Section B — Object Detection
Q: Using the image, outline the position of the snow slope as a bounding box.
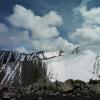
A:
[45,50,99,82]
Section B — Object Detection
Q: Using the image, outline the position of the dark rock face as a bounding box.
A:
[0,50,47,87]
[20,60,47,86]
[0,51,16,64]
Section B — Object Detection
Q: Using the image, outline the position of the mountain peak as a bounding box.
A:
[72,47,80,54]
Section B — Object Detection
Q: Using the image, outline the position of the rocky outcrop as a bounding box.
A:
[0,79,100,100]
[0,50,47,87]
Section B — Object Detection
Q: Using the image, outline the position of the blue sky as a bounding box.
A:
[0,0,82,33]
[0,0,100,52]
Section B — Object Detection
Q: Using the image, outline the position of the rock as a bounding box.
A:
[1,79,100,100]
[38,97,42,100]
[0,51,47,87]
[90,84,100,94]
[11,98,16,100]
[57,80,73,92]
[89,79,100,84]
[0,84,8,94]
[3,93,10,99]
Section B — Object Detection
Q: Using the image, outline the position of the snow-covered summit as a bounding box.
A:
[46,49,100,82]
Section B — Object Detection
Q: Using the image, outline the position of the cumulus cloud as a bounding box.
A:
[70,0,100,51]
[7,5,73,52]
[70,25,100,44]
[0,23,8,33]
[0,23,13,46]
[20,31,30,42]
[8,5,63,39]
[80,7,100,25]
[32,37,74,51]
[0,24,31,50]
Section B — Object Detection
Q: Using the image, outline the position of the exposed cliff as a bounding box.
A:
[0,50,47,86]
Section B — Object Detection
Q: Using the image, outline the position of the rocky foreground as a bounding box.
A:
[0,79,100,100]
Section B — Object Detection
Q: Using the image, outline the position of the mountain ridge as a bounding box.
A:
[0,48,100,86]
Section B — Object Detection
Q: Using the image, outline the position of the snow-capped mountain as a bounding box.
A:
[0,48,100,87]
[42,47,100,82]
[46,50,97,82]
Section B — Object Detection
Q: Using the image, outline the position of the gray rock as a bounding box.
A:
[90,84,100,94]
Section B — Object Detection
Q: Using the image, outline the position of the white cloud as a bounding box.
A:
[0,23,8,33]
[8,5,35,29]
[80,7,100,25]
[70,1,100,51]
[7,4,74,52]
[41,11,63,26]
[8,5,63,39]
[32,37,74,51]
[20,31,30,42]
[70,25,100,44]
